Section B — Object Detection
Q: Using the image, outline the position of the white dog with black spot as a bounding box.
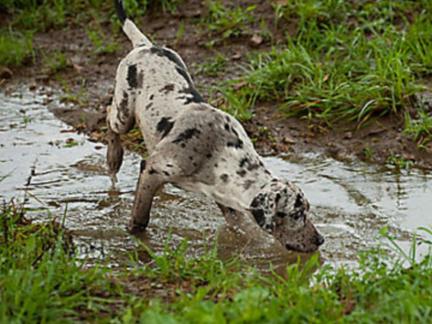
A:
[106,0,324,252]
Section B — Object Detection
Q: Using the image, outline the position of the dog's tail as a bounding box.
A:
[115,0,152,48]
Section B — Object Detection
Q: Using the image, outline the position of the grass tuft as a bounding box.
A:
[0,31,33,66]
[2,201,432,322]
[219,1,432,126]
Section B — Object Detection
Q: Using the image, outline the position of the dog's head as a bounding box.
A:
[249,179,324,253]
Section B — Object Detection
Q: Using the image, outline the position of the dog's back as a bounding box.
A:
[108,0,205,152]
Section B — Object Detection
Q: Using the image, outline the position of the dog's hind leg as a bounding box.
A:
[106,124,124,186]
[106,60,137,185]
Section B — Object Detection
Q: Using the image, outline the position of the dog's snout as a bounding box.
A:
[315,233,325,246]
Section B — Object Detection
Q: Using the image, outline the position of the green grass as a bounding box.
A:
[42,50,69,74]
[203,0,256,46]
[405,111,432,147]
[87,26,119,55]
[2,201,432,322]
[0,31,33,66]
[123,0,183,17]
[219,1,432,124]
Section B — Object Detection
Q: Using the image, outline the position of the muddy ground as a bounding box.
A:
[1,1,432,169]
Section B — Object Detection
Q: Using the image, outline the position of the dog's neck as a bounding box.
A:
[247,180,280,232]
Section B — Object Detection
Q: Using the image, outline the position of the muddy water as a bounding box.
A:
[1,88,431,270]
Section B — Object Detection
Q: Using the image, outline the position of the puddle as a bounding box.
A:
[1,88,431,270]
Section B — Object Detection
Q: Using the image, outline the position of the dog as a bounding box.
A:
[106,0,324,253]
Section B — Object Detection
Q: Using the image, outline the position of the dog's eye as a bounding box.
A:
[291,211,304,221]
[276,212,286,218]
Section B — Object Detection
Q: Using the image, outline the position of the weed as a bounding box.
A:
[87,26,118,55]
[204,0,256,43]
[404,111,432,147]
[123,0,182,17]
[219,1,431,125]
[0,30,33,66]
[386,153,414,170]
[42,50,69,74]
[362,146,374,161]
[2,201,432,322]
[196,53,227,77]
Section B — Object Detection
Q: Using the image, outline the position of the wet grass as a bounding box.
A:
[219,1,432,130]
[0,31,33,66]
[0,0,180,67]
[2,201,432,322]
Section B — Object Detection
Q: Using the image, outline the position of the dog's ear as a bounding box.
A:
[246,207,266,228]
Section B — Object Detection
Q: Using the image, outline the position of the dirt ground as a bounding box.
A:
[2,1,432,169]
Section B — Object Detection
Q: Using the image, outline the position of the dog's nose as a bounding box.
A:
[315,234,325,246]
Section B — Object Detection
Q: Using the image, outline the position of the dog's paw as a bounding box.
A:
[127,222,147,235]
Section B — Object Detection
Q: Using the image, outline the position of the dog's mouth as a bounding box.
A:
[285,243,320,253]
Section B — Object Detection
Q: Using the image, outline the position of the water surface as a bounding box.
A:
[1,88,431,270]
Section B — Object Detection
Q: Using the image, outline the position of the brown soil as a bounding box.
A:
[1,1,432,169]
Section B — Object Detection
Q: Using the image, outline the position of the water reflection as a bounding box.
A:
[1,88,431,270]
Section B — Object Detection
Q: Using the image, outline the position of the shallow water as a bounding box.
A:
[1,88,431,270]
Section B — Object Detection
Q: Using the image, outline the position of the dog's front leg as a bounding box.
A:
[128,165,165,234]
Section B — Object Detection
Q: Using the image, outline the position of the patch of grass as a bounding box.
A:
[86,26,119,55]
[2,200,432,322]
[196,53,227,77]
[123,0,183,17]
[219,1,431,124]
[386,153,414,170]
[0,31,33,66]
[0,202,119,322]
[42,50,69,74]
[203,0,256,45]
[404,111,432,147]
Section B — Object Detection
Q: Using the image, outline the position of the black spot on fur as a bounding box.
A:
[294,194,303,208]
[159,84,175,94]
[243,180,254,190]
[251,208,265,227]
[145,102,153,110]
[140,160,146,173]
[227,139,243,149]
[220,174,229,182]
[175,66,194,86]
[276,212,287,218]
[247,162,260,171]
[179,87,204,104]
[149,168,158,175]
[127,64,138,88]
[166,164,174,168]
[156,117,174,138]
[224,123,230,131]
[150,46,187,71]
[163,171,170,177]
[251,193,265,208]
[239,157,249,168]
[149,94,154,100]
[206,153,212,158]
[173,128,201,144]
[189,156,194,160]
[237,169,247,177]
[117,91,129,122]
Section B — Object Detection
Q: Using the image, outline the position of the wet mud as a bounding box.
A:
[1,88,431,272]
